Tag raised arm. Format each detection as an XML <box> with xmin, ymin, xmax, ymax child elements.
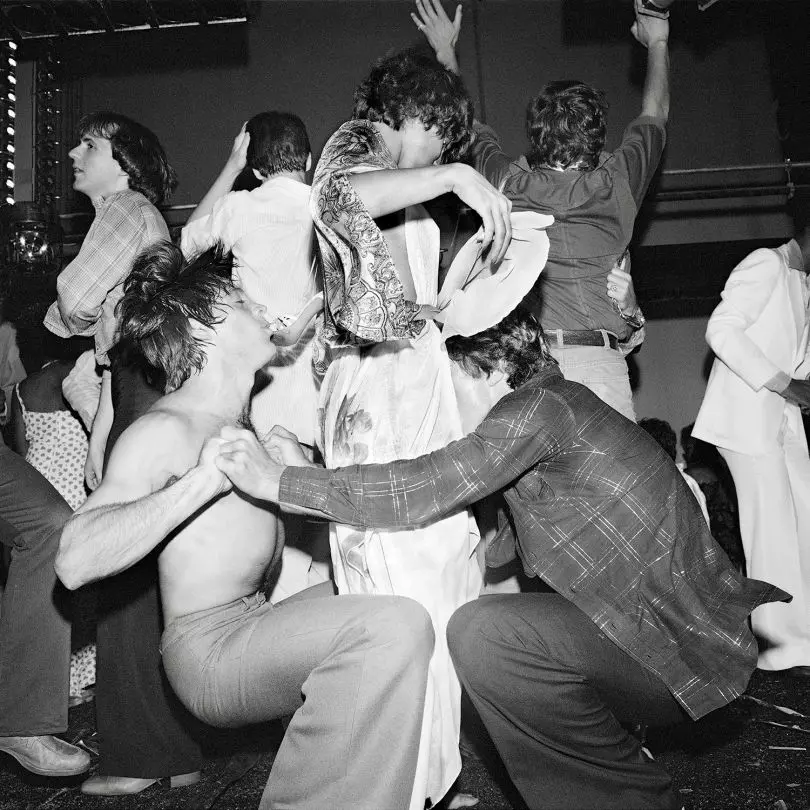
<box><xmin>184</xmin><ymin>125</ymin><xmax>249</xmax><ymax>228</ymax></box>
<box><xmin>349</xmin><ymin>163</ymin><xmax>512</xmax><ymax>264</ymax></box>
<box><xmin>56</xmin><ymin>419</ymin><xmax>230</xmax><ymax>590</ymax></box>
<box><xmin>632</xmin><ymin>11</ymin><xmax>670</xmax><ymax>121</ymax></box>
<box><xmin>411</xmin><ymin>0</ymin><xmax>462</xmax><ymax>75</ymax></box>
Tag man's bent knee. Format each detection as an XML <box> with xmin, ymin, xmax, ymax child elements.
<box><xmin>368</xmin><ymin>596</ymin><xmax>434</xmax><ymax>664</ymax></box>
<box><xmin>447</xmin><ymin>597</ymin><xmax>499</xmax><ymax>679</ymax></box>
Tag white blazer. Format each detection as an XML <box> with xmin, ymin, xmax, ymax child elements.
<box><xmin>693</xmin><ymin>240</ymin><xmax>809</xmax><ymax>456</ymax></box>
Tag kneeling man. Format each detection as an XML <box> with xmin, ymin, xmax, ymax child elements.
<box><xmin>55</xmin><ymin>243</ymin><xmax>433</xmax><ymax>810</ymax></box>
<box><xmin>215</xmin><ymin>308</ymin><xmax>787</xmax><ymax>810</ymax></box>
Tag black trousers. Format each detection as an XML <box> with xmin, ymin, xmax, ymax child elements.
<box><xmin>0</xmin><ymin>442</ymin><xmax>71</xmax><ymax>735</ymax></box>
<box><xmin>94</xmin><ymin>356</ymin><xmax>202</xmax><ymax>777</ymax></box>
<box><xmin>448</xmin><ymin>593</ymin><xmax>686</xmax><ymax>810</ymax></box>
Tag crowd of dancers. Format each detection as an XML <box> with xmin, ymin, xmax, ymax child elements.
<box><xmin>0</xmin><ymin>2</ymin><xmax>808</xmax><ymax>810</ymax></box>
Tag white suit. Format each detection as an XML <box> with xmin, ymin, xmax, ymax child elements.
<box><xmin>693</xmin><ymin>239</ymin><xmax>810</xmax><ymax>670</ymax></box>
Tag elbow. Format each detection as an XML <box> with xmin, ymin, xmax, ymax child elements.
<box><xmin>54</xmin><ymin>530</ymin><xmax>88</xmax><ymax>591</ymax></box>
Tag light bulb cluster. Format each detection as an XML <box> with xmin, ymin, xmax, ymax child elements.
<box><xmin>1</xmin><ymin>41</ymin><xmax>18</xmax><ymax>206</ymax></box>
<box><xmin>35</xmin><ymin>42</ymin><xmax>64</xmax><ymax>213</ymax></box>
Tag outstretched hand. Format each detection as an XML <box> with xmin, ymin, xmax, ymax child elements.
<box><xmin>264</xmin><ymin>425</ymin><xmax>315</xmax><ymax>467</ymax></box>
<box><xmin>449</xmin><ymin>164</ymin><xmax>512</xmax><ymax>266</ymax></box>
<box><xmin>411</xmin><ymin>0</ymin><xmax>462</xmax><ymax>73</ymax></box>
<box><xmin>214</xmin><ymin>425</ymin><xmax>283</xmax><ymax>502</ymax></box>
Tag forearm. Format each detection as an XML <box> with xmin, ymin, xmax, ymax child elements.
<box><xmin>56</xmin><ymin>465</ymin><xmax>219</xmax><ymax>590</ymax></box>
<box><xmin>641</xmin><ymin>41</ymin><xmax>670</xmax><ymax>121</ymax></box>
<box><xmin>186</xmin><ymin>164</ymin><xmax>240</xmax><ymax>226</ymax></box>
<box><xmin>88</xmin><ymin>370</ymin><xmax>113</xmax><ymax>456</ymax></box>
<box><xmin>348</xmin><ymin>165</ymin><xmax>456</xmax><ymax>219</ymax></box>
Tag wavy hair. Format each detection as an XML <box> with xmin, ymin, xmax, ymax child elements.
<box><xmin>246</xmin><ymin>111</ymin><xmax>311</xmax><ymax>176</ymax></box>
<box><xmin>116</xmin><ymin>242</ymin><xmax>233</xmax><ymax>393</ymax></box>
<box><xmin>352</xmin><ymin>48</ymin><xmax>473</xmax><ymax>163</ymax></box>
<box><xmin>78</xmin><ymin>112</ymin><xmax>178</xmax><ymax>205</ymax></box>
<box><xmin>445</xmin><ymin>308</ymin><xmax>558</xmax><ymax>390</ymax></box>
<box><xmin>525</xmin><ymin>81</ymin><xmax>608</xmax><ymax>171</ymax></box>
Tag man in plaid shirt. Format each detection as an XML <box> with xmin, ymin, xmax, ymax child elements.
<box><xmin>215</xmin><ymin>308</ymin><xmax>787</xmax><ymax>810</ymax></box>
<box><xmin>44</xmin><ymin>113</ymin><xmax>202</xmax><ymax>797</ymax></box>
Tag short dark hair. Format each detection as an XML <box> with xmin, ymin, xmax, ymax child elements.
<box><xmin>638</xmin><ymin>418</ymin><xmax>677</xmax><ymax>461</ymax></box>
<box><xmin>116</xmin><ymin>241</ymin><xmax>233</xmax><ymax>394</ymax></box>
<box><xmin>246</xmin><ymin>111</ymin><xmax>311</xmax><ymax>176</ymax></box>
<box><xmin>352</xmin><ymin>48</ymin><xmax>473</xmax><ymax>163</ymax></box>
<box><xmin>445</xmin><ymin>308</ymin><xmax>558</xmax><ymax>390</ymax></box>
<box><xmin>525</xmin><ymin>81</ymin><xmax>608</xmax><ymax>171</ymax></box>
<box><xmin>78</xmin><ymin>112</ymin><xmax>178</xmax><ymax>205</ymax></box>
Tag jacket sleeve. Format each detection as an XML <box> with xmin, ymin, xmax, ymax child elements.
<box><xmin>705</xmin><ymin>248</ymin><xmax>784</xmax><ymax>391</ymax></box>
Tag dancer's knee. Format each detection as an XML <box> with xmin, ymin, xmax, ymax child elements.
<box><xmin>369</xmin><ymin>596</ymin><xmax>434</xmax><ymax>665</ymax></box>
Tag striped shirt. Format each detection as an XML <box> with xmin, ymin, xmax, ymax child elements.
<box><xmin>280</xmin><ymin>367</ymin><xmax>787</xmax><ymax>720</ymax></box>
<box><xmin>44</xmin><ymin>189</ymin><xmax>169</xmax><ymax>366</ymax></box>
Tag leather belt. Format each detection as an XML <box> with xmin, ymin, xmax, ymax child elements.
<box><xmin>550</xmin><ymin>329</ymin><xmax>619</xmax><ymax>351</ymax></box>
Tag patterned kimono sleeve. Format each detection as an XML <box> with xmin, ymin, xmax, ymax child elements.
<box><xmin>310</xmin><ymin>121</ymin><xmax>425</xmax><ymax>348</ymax></box>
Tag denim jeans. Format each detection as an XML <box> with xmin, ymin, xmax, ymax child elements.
<box><xmin>0</xmin><ymin>441</ymin><xmax>72</xmax><ymax>735</ymax></box>
<box><xmin>161</xmin><ymin>585</ymin><xmax>434</xmax><ymax>810</ymax></box>
<box><xmin>549</xmin><ymin>344</ymin><xmax>636</xmax><ymax>421</ymax></box>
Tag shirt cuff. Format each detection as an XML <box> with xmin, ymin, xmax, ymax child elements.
<box><xmin>764</xmin><ymin>370</ymin><xmax>791</xmax><ymax>394</ymax></box>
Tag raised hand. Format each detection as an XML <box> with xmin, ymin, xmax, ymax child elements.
<box><xmin>214</xmin><ymin>425</ymin><xmax>283</xmax><ymax>502</ymax></box>
<box><xmin>448</xmin><ymin>164</ymin><xmax>512</xmax><ymax>266</ymax></box>
<box><xmin>631</xmin><ymin>9</ymin><xmax>669</xmax><ymax>49</ymax></box>
<box><xmin>224</xmin><ymin>122</ymin><xmax>250</xmax><ymax>175</ymax></box>
<box><xmin>411</xmin><ymin>0</ymin><xmax>462</xmax><ymax>73</ymax></box>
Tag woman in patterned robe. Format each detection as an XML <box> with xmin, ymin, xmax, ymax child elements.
<box><xmin>310</xmin><ymin>50</ymin><xmax>512</xmax><ymax>809</ymax></box>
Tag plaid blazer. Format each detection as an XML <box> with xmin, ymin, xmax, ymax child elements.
<box><xmin>281</xmin><ymin>367</ymin><xmax>787</xmax><ymax>720</ymax></box>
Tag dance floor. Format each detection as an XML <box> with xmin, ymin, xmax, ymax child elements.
<box><xmin>0</xmin><ymin>670</ymin><xmax>807</xmax><ymax>809</ymax></box>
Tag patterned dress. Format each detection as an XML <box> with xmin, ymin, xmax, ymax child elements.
<box><xmin>311</xmin><ymin>120</ymin><xmax>482</xmax><ymax>808</ymax></box>
<box><xmin>16</xmin><ymin>379</ymin><xmax>95</xmax><ymax>698</ymax></box>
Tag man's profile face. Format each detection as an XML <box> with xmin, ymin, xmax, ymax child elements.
<box><xmin>214</xmin><ymin>288</ymin><xmax>277</xmax><ymax>367</ymax></box>
<box><xmin>69</xmin><ymin>134</ymin><xmax>128</xmax><ymax>200</ymax></box>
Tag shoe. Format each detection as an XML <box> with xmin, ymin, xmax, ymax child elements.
<box><xmin>0</xmin><ymin>735</ymin><xmax>91</xmax><ymax>777</ymax></box>
<box><xmin>81</xmin><ymin>770</ymin><xmax>201</xmax><ymax>796</ymax></box>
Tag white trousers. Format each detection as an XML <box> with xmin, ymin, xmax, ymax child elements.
<box><xmin>720</xmin><ymin>422</ymin><xmax>810</xmax><ymax>670</ymax></box>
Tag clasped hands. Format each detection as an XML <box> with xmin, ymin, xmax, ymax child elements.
<box><xmin>198</xmin><ymin>425</ymin><xmax>313</xmax><ymax>503</ymax></box>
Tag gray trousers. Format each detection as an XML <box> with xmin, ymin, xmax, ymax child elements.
<box><xmin>0</xmin><ymin>441</ymin><xmax>72</xmax><ymax>735</ymax></box>
<box><xmin>161</xmin><ymin>585</ymin><xmax>433</xmax><ymax>810</ymax></box>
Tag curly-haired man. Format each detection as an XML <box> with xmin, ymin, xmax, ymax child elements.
<box><xmin>414</xmin><ymin>0</ymin><xmax>670</xmax><ymax>421</ymax></box>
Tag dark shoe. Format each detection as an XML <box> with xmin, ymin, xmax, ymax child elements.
<box><xmin>783</xmin><ymin>665</ymin><xmax>810</xmax><ymax>679</ymax></box>
<box><xmin>0</xmin><ymin>735</ymin><xmax>91</xmax><ymax>777</ymax></box>
<box><xmin>81</xmin><ymin>771</ymin><xmax>200</xmax><ymax>796</ymax></box>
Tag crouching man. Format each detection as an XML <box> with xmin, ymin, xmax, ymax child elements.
<box><xmin>214</xmin><ymin>308</ymin><xmax>788</xmax><ymax>810</ymax></box>
<box><xmin>55</xmin><ymin>242</ymin><xmax>433</xmax><ymax>810</ymax></box>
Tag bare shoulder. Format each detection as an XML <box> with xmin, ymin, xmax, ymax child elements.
<box><xmin>103</xmin><ymin>408</ymin><xmax>200</xmax><ymax>491</ymax></box>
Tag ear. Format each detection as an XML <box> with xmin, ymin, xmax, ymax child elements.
<box><xmin>187</xmin><ymin>316</ymin><xmax>211</xmax><ymax>340</ymax></box>
<box><xmin>305</xmin><ymin>153</ymin><xmax>313</xmax><ymax>172</ymax></box>
<box><xmin>252</xmin><ymin>168</ymin><xmax>264</xmax><ymax>182</ymax></box>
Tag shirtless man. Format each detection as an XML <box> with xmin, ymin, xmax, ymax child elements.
<box><xmin>55</xmin><ymin>242</ymin><xmax>434</xmax><ymax>810</ymax></box>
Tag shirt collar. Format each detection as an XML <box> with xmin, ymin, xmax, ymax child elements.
<box><xmin>91</xmin><ymin>188</ymin><xmax>133</xmax><ymax>210</ymax></box>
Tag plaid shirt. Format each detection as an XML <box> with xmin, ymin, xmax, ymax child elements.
<box><xmin>281</xmin><ymin>367</ymin><xmax>787</xmax><ymax>720</ymax></box>
<box><xmin>44</xmin><ymin>189</ymin><xmax>169</xmax><ymax>366</ymax></box>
